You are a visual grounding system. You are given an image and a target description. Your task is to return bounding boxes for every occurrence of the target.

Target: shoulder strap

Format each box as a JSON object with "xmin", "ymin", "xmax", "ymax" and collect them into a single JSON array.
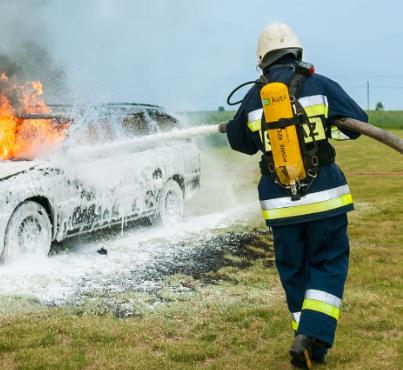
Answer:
[
  {"xmin": 289, "ymin": 61, "xmax": 314, "ymax": 99},
  {"xmin": 289, "ymin": 73, "xmax": 305, "ymax": 99},
  {"xmin": 259, "ymin": 61, "xmax": 314, "ymax": 99}
]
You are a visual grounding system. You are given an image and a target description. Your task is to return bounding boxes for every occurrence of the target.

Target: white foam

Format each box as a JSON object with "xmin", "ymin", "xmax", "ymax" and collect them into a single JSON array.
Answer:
[{"xmin": 0, "ymin": 205, "xmax": 256, "ymax": 304}]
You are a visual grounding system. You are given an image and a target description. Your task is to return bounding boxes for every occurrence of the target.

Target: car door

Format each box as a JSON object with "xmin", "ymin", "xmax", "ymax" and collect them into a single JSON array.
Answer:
[
  {"xmin": 60, "ymin": 113, "xmax": 150, "ymax": 232},
  {"xmin": 145, "ymin": 110, "xmax": 201, "ymax": 198},
  {"xmin": 110, "ymin": 110, "xmax": 162, "ymax": 220}
]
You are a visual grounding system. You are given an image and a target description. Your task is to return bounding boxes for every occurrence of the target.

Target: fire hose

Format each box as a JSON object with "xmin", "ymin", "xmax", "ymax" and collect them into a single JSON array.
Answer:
[
  {"xmin": 334, "ymin": 118, "xmax": 403, "ymax": 154},
  {"xmin": 217, "ymin": 119, "xmax": 403, "ymax": 155}
]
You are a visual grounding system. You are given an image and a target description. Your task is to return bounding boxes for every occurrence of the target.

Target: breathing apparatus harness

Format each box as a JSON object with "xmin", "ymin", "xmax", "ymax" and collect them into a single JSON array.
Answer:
[{"xmin": 227, "ymin": 61, "xmax": 335, "ymax": 200}]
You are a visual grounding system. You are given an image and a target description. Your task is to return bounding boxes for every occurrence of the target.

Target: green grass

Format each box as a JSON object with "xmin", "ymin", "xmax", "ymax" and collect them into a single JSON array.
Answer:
[
  {"xmin": 367, "ymin": 110, "xmax": 403, "ymax": 129},
  {"xmin": 0, "ymin": 131, "xmax": 402, "ymax": 369}
]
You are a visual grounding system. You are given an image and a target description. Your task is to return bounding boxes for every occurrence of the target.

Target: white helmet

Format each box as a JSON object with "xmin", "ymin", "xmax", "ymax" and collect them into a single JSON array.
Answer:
[{"xmin": 257, "ymin": 23, "xmax": 302, "ymax": 69}]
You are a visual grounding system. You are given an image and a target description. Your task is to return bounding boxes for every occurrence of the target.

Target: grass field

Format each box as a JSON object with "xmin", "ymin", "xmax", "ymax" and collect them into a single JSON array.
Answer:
[
  {"xmin": 367, "ymin": 111, "xmax": 403, "ymax": 129},
  {"xmin": 0, "ymin": 128, "xmax": 402, "ymax": 369}
]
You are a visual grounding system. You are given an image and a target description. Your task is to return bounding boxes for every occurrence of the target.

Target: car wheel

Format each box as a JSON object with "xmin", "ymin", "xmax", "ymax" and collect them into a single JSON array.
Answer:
[
  {"xmin": 151, "ymin": 179, "xmax": 184, "ymax": 226},
  {"xmin": 2, "ymin": 201, "xmax": 52, "ymax": 262}
]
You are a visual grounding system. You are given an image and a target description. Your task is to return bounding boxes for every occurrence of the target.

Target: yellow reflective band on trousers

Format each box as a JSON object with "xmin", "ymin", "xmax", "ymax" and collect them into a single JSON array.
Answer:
[
  {"xmin": 291, "ymin": 311, "xmax": 301, "ymax": 331},
  {"xmin": 262, "ymin": 194, "xmax": 353, "ymax": 220},
  {"xmin": 302, "ymin": 299, "xmax": 340, "ymax": 320}
]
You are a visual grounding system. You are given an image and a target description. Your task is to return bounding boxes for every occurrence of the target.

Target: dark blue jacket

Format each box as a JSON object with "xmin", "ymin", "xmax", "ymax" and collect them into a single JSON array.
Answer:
[{"xmin": 226, "ymin": 59, "xmax": 368, "ymax": 227}]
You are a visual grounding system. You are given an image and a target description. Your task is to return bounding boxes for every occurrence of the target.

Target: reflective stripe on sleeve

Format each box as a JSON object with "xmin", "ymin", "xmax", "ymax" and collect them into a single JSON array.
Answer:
[
  {"xmin": 302, "ymin": 289, "xmax": 342, "ymax": 320},
  {"xmin": 247, "ymin": 109, "xmax": 263, "ymax": 132},
  {"xmin": 331, "ymin": 126, "xmax": 351, "ymax": 141},
  {"xmin": 261, "ymin": 185, "xmax": 352, "ymax": 220}
]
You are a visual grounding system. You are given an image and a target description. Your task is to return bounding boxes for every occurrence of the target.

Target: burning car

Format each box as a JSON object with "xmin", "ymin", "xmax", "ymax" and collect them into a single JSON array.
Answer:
[{"xmin": 0, "ymin": 74, "xmax": 200, "ymax": 262}]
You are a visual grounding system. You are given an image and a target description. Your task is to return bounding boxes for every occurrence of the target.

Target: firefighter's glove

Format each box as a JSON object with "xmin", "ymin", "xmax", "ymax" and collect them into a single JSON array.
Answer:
[{"xmin": 218, "ymin": 123, "xmax": 228, "ymax": 133}]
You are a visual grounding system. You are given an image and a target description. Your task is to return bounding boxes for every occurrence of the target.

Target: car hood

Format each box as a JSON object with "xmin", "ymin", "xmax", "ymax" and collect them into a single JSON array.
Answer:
[{"xmin": 0, "ymin": 160, "xmax": 41, "ymax": 180}]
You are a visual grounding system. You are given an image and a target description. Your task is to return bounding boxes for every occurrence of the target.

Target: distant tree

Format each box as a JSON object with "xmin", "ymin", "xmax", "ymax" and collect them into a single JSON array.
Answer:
[
  {"xmin": 375, "ymin": 102, "xmax": 384, "ymax": 111},
  {"xmin": 218, "ymin": 106, "xmax": 225, "ymax": 112}
]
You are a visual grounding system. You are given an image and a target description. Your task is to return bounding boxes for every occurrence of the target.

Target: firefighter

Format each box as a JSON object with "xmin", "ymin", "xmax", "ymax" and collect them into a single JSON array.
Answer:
[{"xmin": 223, "ymin": 23, "xmax": 368, "ymax": 368}]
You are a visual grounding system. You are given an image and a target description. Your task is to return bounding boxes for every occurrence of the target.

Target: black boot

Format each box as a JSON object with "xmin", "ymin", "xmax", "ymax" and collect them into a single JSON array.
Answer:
[
  {"xmin": 289, "ymin": 334, "xmax": 314, "ymax": 369},
  {"xmin": 311, "ymin": 341, "xmax": 327, "ymax": 364}
]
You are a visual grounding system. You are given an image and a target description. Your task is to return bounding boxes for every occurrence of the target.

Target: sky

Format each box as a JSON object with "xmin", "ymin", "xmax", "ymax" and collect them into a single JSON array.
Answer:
[{"xmin": 1, "ymin": 0, "xmax": 403, "ymax": 111}]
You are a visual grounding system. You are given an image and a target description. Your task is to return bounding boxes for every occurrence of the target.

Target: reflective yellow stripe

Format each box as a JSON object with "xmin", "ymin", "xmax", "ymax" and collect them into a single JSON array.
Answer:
[
  {"xmin": 248, "ymin": 98, "xmax": 329, "ymax": 147},
  {"xmin": 259, "ymin": 131, "xmax": 272, "ymax": 151},
  {"xmin": 247, "ymin": 119, "xmax": 261, "ymax": 132},
  {"xmin": 331, "ymin": 126, "xmax": 350, "ymax": 141},
  {"xmin": 262, "ymin": 194, "xmax": 353, "ymax": 220},
  {"xmin": 303, "ymin": 118, "xmax": 327, "ymax": 143},
  {"xmin": 299, "ymin": 95, "xmax": 328, "ymax": 110},
  {"xmin": 304, "ymin": 104, "xmax": 328, "ymax": 118},
  {"xmin": 292, "ymin": 320, "xmax": 299, "ymax": 331},
  {"xmin": 302, "ymin": 299, "xmax": 340, "ymax": 320},
  {"xmin": 262, "ymin": 185, "xmax": 351, "ymax": 210}
]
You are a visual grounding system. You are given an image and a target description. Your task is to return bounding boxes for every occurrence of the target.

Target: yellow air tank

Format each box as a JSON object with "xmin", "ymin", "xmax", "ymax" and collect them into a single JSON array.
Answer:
[{"xmin": 260, "ymin": 82, "xmax": 306, "ymax": 196}]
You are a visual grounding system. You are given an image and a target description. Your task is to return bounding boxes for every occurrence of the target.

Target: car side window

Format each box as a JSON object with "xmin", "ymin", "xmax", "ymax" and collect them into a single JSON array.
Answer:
[
  {"xmin": 122, "ymin": 112, "xmax": 156, "ymax": 136},
  {"xmin": 148, "ymin": 111, "xmax": 178, "ymax": 132}
]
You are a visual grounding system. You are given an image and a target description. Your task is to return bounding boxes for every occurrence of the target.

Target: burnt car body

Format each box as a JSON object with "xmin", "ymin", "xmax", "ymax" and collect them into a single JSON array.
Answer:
[{"xmin": 0, "ymin": 104, "xmax": 200, "ymax": 261}]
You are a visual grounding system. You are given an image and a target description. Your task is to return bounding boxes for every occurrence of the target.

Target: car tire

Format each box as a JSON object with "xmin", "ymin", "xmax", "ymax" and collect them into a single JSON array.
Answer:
[
  {"xmin": 151, "ymin": 179, "xmax": 184, "ymax": 226},
  {"xmin": 2, "ymin": 201, "xmax": 52, "ymax": 262}
]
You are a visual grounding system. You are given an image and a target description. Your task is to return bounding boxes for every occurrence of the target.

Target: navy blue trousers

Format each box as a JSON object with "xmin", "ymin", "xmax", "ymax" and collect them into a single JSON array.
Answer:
[{"xmin": 272, "ymin": 213, "xmax": 350, "ymax": 348}]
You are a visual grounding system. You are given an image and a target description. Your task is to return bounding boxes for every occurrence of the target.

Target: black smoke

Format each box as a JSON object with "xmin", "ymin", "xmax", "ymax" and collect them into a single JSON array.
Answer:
[{"xmin": 0, "ymin": 0, "xmax": 66, "ymax": 100}]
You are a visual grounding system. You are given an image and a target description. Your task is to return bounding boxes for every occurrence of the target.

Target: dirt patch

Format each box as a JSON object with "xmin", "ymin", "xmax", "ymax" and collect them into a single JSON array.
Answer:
[{"xmin": 192, "ymin": 229, "xmax": 274, "ymax": 285}]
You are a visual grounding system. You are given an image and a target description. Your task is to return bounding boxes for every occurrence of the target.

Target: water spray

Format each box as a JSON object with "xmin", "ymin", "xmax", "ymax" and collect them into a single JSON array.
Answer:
[{"xmin": 63, "ymin": 123, "xmax": 227, "ymax": 160}]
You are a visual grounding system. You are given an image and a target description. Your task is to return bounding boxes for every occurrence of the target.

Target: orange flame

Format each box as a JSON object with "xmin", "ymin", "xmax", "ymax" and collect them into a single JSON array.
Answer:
[{"xmin": 0, "ymin": 73, "xmax": 69, "ymax": 161}]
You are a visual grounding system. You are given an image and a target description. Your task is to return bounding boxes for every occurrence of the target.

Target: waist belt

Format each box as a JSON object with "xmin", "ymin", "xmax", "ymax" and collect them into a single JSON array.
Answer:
[{"xmin": 260, "ymin": 143, "xmax": 336, "ymax": 176}]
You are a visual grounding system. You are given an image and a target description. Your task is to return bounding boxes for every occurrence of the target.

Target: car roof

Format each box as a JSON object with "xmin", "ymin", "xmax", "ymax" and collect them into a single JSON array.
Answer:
[
  {"xmin": 15, "ymin": 103, "xmax": 176, "ymax": 124},
  {"xmin": 48, "ymin": 103, "xmax": 164, "ymax": 114},
  {"xmin": 44, "ymin": 103, "xmax": 171, "ymax": 120}
]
